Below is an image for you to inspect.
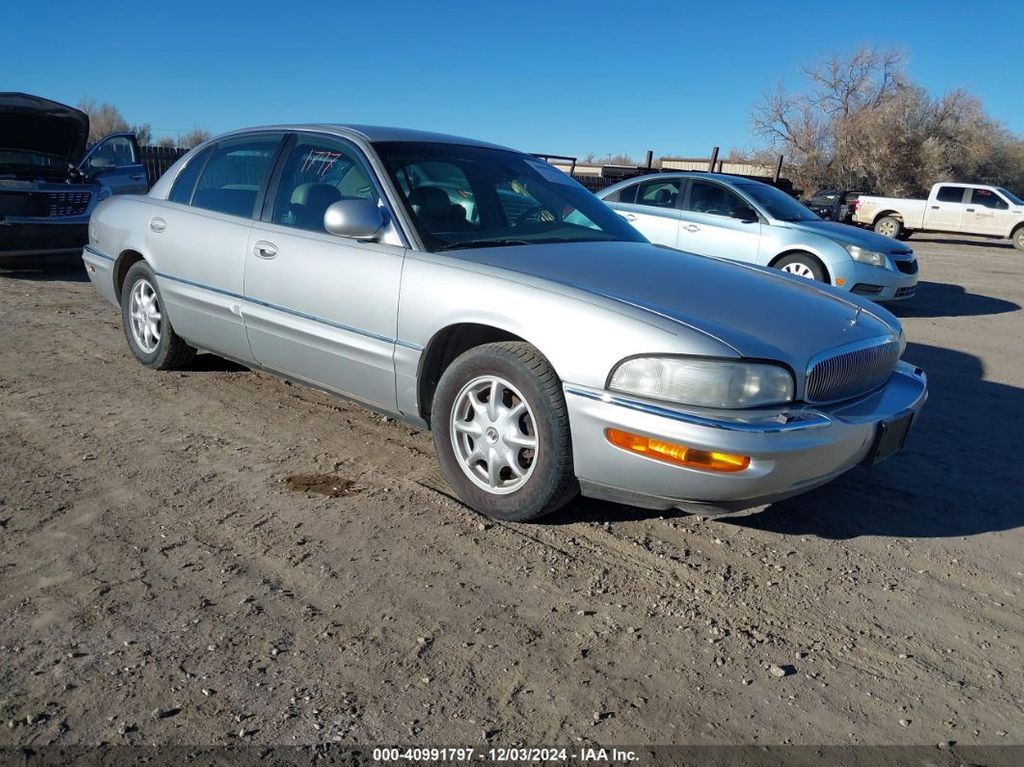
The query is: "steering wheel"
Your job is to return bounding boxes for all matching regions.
[512,204,555,226]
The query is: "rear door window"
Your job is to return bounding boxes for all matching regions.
[936,186,966,203]
[635,179,681,209]
[190,136,282,218]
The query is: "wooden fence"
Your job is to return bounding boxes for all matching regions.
[140,145,188,185]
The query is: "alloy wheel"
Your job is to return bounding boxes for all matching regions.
[781,262,815,279]
[449,375,538,495]
[128,278,162,354]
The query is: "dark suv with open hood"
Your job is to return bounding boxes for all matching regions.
[1,92,149,265]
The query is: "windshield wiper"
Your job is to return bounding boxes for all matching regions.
[438,238,531,252]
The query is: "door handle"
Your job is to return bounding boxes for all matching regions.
[930,205,940,209]
[254,240,278,259]
[149,217,166,232]
[966,208,976,212]
[684,224,700,232]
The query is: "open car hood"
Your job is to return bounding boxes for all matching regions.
[0,92,89,166]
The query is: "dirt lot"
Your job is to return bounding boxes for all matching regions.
[1,234,1022,750]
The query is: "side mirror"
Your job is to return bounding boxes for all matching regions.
[734,205,759,223]
[324,199,385,239]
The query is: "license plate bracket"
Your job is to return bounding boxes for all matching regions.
[864,411,915,465]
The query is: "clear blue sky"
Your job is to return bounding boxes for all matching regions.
[4,0,1021,158]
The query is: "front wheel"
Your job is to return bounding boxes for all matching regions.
[1013,227,1024,251]
[431,342,578,521]
[774,253,827,283]
[874,215,903,239]
[120,261,196,369]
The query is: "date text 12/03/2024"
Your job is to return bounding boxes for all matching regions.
[371,747,638,762]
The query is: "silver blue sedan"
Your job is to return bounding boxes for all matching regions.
[82,125,926,521]
[598,172,919,302]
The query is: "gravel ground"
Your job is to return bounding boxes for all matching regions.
[0,234,1021,749]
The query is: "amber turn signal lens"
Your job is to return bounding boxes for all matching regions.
[604,428,750,473]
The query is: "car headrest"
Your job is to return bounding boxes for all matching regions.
[291,182,341,208]
[408,186,452,219]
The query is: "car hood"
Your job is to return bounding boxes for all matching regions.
[0,92,90,166]
[446,241,899,364]
[780,218,912,252]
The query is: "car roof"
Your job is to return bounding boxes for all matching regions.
[599,170,769,196]
[220,123,514,151]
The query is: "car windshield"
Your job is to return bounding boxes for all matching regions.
[997,187,1024,205]
[738,182,819,222]
[373,141,647,251]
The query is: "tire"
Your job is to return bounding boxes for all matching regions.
[874,215,903,239]
[120,261,196,370]
[431,341,578,522]
[1013,227,1024,251]
[774,252,827,283]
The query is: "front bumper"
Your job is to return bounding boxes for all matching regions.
[0,220,89,261]
[836,260,918,302]
[564,361,927,515]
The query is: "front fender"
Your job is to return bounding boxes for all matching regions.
[393,255,737,420]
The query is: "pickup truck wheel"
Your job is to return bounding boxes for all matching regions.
[774,253,827,282]
[120,262,196,370]
[1013,227,1024,251]
[895,230,913,241]
[874,216,903,239]
[431,341,578,522]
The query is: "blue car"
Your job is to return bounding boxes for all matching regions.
[598,172,918,302]
[1,92,149,266]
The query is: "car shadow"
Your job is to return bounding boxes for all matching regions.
[887,281,1018,319]
[186,353,250,373]
[915,236,1016,250]
[0,260,88,282]
[556,342,1024,539]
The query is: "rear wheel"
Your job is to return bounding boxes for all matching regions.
[120,261,196,369]
[874,215,903,239]
[774,252,827,283]
[431,342,578,521]
[1013,227,1024,251]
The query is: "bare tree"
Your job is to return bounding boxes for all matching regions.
[155,135,177,148]
[750,47,1024,195]
[177,128,212,149]
[77,99,153,146]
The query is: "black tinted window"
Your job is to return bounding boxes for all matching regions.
[168,147,211,205]
[191,136,280,218]
[271,136,378,233]
[969,188,1008,209]
[610,183,638,204]
[635,179,680,208]
[936,186,965,203]
[689,180,748,217]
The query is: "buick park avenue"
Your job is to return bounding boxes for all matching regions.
[82,125,927,521]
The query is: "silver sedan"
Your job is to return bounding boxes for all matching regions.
[82,125,926,521]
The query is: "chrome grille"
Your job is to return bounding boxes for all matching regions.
[46,191,92,217]
[805,337,900,403]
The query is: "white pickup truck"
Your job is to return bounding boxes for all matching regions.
[853,182,1024,250]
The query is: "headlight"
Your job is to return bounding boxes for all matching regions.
[608,357,794,409]
[845,244,889,269]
